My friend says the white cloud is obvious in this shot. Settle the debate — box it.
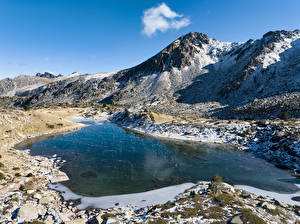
[142,3,191,36]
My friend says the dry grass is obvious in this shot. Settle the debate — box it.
[0,107,86,196]
[150,111,177,124]
[0,107,85,151]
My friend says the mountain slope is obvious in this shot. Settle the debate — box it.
[0,75,53,97]
[1,29,300,119]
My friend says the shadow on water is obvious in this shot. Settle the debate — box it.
[17,121,299,197]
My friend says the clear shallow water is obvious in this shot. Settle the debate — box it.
[17,121,299,197]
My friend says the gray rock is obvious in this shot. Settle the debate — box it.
[221,183,235,193]
[26,189,35,194]
[44,215,55,224]
[40,196,55,205]
[65,218,88,224]
[18,204,39,221]
[261,202,276,211]
[34,193,42,199]
[241,192,253,199]
[231,215,243,224]
[50,170,69,183]
[96,211,105,224]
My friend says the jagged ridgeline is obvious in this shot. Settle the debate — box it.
[1,30,300,119]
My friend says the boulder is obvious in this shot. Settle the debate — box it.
[96,211,105,224]
[221,183,235,193]
[50,170,69,183]
[261,202,276,211]
[34,193,42,199]
[230,215,243,224]
[65,218,88,224]
[59,212,73,222]
[18,204,39,221]
[106,218,120,224]
[44,215,55,224]
[176,215,181,223]
[241,192,253,199]
[40,196,55,205]
[26,189,35,194]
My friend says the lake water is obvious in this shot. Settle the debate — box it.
[17,121,299,197]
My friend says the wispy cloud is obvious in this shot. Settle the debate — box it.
[142,3,190,37]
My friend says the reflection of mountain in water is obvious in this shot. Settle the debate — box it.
[163,140,236,159]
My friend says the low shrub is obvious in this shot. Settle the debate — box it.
[279,111,290,121]
[0,162,4,168]
[26,173,34,177]
[0,172,5,180]
[210,174,223,194]
[46,124,55,129]
[211,174,223,183]
[214,193,235,207]
[24,105,30,111]
[19,184,25,191]
[149,112,155,123]
[124,108,130,117]
[101,213,115,220]
[134,113,143,119]
[10,196,19,202]
[180,207,199,218]
[240,208,266,224]
[206,206,224,219]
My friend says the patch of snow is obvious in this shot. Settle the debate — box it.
[83,72,117,81]
[261,33,300,68]
[48,182,195,210]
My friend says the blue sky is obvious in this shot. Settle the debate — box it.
[0,0,299,79]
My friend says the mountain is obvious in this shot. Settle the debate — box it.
[35,72,62,79]
[0,75,53,97]
[1,29,300,119]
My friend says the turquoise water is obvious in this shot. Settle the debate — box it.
[17,121,299,197]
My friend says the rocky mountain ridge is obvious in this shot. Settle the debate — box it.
[35,72,62,79]
[1,29,300,119]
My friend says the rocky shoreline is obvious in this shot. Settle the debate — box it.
[113,109,300,171]
[0,107,299,223]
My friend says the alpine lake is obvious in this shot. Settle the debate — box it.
[17,120,299,197]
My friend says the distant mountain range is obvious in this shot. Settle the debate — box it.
[1,30,300,119]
